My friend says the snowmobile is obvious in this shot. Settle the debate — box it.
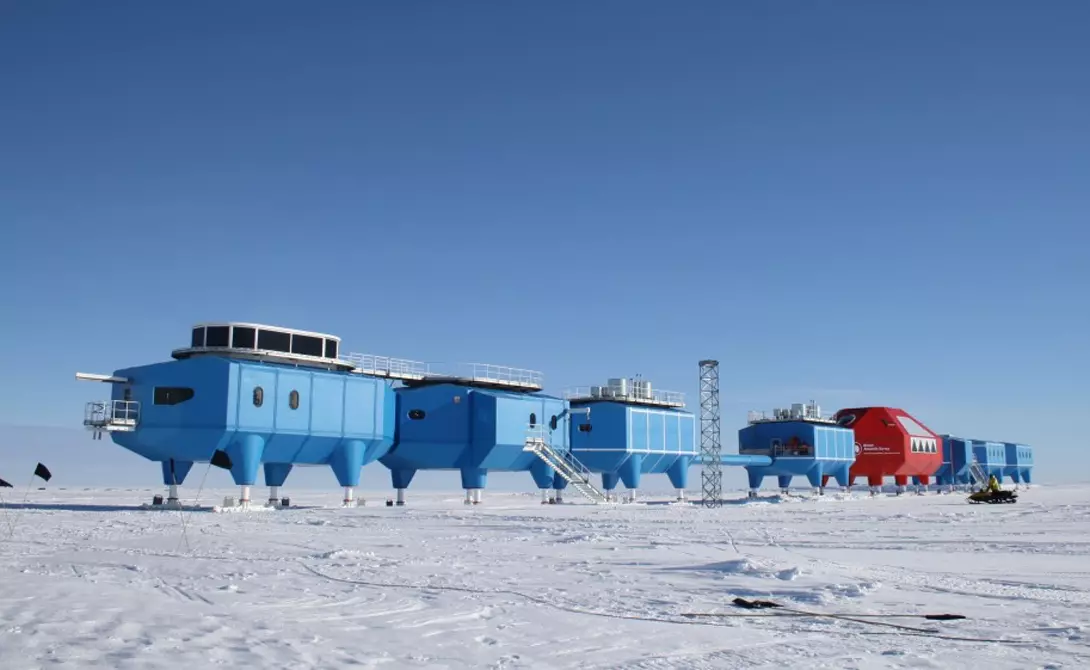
[967,488,1018,504]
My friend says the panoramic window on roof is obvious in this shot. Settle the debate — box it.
[324,339,338,359]
[205,326,229,348]
[191,327,205,348]
[258,329,291,353]
[232,326,256,349]
[292,334,323,357]
[896,415,932,436]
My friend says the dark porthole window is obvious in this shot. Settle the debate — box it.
[549,415,558,431]
[253,386,264,407]
[408,409,426,420]
[289,390,300,410]
[578,423,593,432]
[529,412,537,427]
[153,387,195,406]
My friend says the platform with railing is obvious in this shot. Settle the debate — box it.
[747,402,839,425]
[340,353,429,381]
[391,361,545,392]
[84,400,140,432]
[564,386,686,408]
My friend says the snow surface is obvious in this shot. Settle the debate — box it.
[1,484,1087,669]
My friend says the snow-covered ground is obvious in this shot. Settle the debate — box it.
[0,484,1086,669]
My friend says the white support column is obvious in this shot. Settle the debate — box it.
[396,488,406,506]
[268,486,280,505]
[629,489,638,503]
[748,488,758,499]
[343,486,355,506]
[676,488,686,502]
[239,485,251,505]
[168,484,179,503]
[464,490,472,505]
[541,489,549,504]
[554,490,564,504]
[472,489,482,505]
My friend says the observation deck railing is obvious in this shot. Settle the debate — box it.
[341,353,429,380]
[563,386,685,407]
[341,355,544,390]
[747,408,839,424]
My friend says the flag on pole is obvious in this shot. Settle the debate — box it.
[33,463,52,482]
[210,450,232,470]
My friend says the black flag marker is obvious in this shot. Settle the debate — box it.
[210,450,232,470]
[34,463,52,482]
[0,478,12,488]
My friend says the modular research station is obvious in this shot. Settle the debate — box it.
[77,321,1033,509]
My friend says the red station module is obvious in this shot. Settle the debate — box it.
[832,407,944,491]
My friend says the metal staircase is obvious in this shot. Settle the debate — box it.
[523,427,608,504]
[967,459,988,488]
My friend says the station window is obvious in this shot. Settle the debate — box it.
[153,387,195,406]
[578,423,592,432]
[324,339,338,359]
[257,329,291,353]
[289,390,300,410]
[232,326,256,349]
[253,386,264,407]
[529,412,537,427]
[191,327,205,348]
[205,326,230,348]
[291,334,323,357]
[549,415,558,431]
[836,413,856,427]
[408,409,426,420]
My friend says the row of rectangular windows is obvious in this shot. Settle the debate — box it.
[192,326,338,359]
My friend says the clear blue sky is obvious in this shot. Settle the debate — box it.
[1,1,1086,489]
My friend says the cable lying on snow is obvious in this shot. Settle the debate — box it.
[299,563,1032,644]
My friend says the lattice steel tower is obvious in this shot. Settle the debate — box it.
[699,360,723,507]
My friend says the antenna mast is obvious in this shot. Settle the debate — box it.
[699,359,722,507]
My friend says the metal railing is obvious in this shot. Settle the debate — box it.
[747,406,839,424]
[341,353,429,380]
[343,354,544,389]
[84,400,140,431]
[563,386,685,407]
[458,363,544,389]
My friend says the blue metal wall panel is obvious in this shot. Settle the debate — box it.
[630,410,649,453]
[236,364,277,432]
[310,375,346,436]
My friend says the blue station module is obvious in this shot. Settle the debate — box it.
[972,440,1008,480]
[739,402,855,496]
[381,366,568,505]
[78,322,418,508]
[935,435,974,487]
[564,378,697,502]
[1003,443,1033,485]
